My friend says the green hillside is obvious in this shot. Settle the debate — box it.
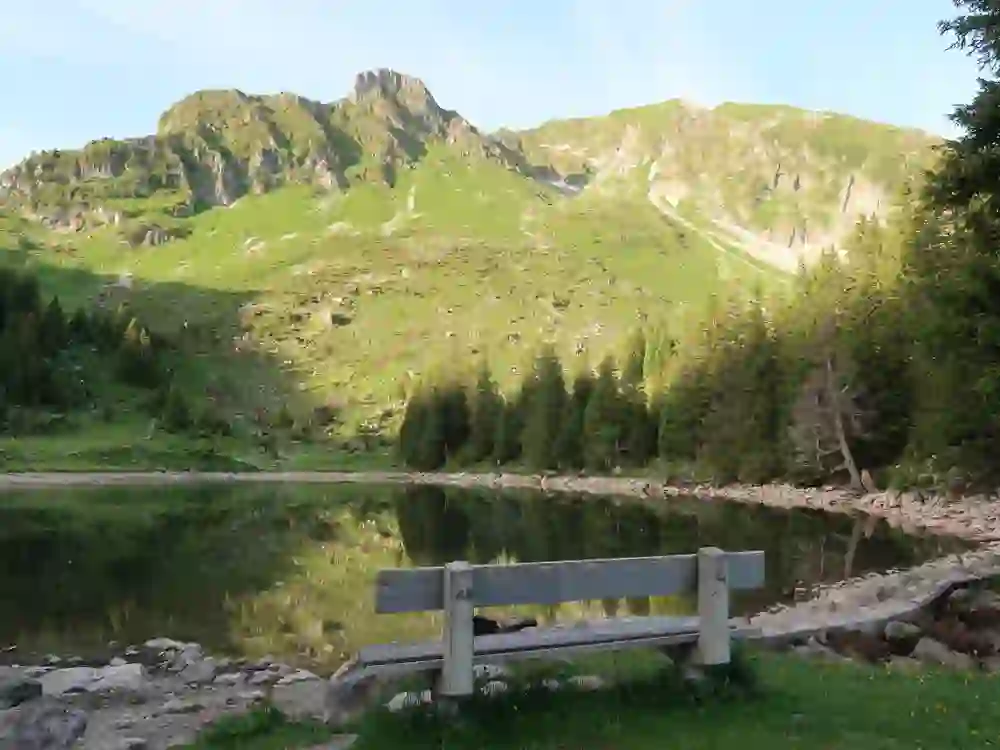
[0,69,938,468]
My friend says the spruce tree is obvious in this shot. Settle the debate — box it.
[555,368,595,469]
[521,345,567,470]
[583,356,624,471]
[466,361,502,463]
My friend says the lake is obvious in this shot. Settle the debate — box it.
[0,483,969,673]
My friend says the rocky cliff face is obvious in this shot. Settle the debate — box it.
[516,101,939,266]
[0,69,937,264]
[0,69,520,232]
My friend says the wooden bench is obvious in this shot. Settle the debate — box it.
[343,547,765,698]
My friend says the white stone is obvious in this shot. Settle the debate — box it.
[89,663,147,693]
[473,664,509,681]
[143,638,184,652]
[39,667,99,696]
[480,680,509,697]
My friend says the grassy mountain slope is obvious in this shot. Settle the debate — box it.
[514,100,938,270]
[0,69,937,463]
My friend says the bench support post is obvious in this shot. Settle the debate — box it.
[696,546,730,665]
[439,560,475,697]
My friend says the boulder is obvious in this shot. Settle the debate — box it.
[0,699,88,749]
[912,637,975,669]
[88,664,147,694]
[38,667,99,697]
[0,668,42,708]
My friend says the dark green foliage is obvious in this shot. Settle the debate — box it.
[583,357,625,471]
[397,381,471,470]
[520,346,567,470]
[0,267,175,435]
[554,369,595,469]
[465,362,503,463]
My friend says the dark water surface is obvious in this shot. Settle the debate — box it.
[0,484,968,672]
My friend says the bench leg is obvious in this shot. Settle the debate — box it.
[440,561,475,698]
[696,547,730,665]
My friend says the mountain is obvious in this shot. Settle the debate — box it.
[0,69,940,460]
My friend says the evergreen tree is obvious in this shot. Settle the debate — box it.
[555,368,595,469]
[493,392,525,465]
[39,296,68,356]
[466,361,503,463]
[521,345,567,470]
[583,357,624,471]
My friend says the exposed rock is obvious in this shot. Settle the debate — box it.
[912,637,975,669]
[480,680,509,697]
[883,620,922,642]
[0,668,42,708]
[271,680,327,721]
[39,667,99,697]
[88,664,147,694]
[0,699,88,749]
[178,658,218,685]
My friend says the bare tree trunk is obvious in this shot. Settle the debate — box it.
[825,356,863,491]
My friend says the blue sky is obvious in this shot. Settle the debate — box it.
[0,0,985,170]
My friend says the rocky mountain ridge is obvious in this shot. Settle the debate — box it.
[0,68,937,264]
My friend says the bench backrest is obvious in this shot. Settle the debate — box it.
[375,550,765,614]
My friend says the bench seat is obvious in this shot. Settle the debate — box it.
[339,615,761,684]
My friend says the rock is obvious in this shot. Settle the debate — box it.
[248,670,280,687]
[179,658,218,685]
[89,663,147,694]
[158,698,205,715]
[912,637,975,669]
[385,691,430,713]
[473,664,509,681]
[212,672,242,686]
[567,675,605,691]
[0,668,42,708]
[169,644,205,671]
[1,700,88,749]
[271,680,327,721]
[39,667,99,696]
[108,657,127,667]
[540,678,562,691]
[107,738,148,750]
[276,669,320,686]
[883,620,922,642]
[981,655,1000,673]
[480,680,509,697]
[143,638,184,652]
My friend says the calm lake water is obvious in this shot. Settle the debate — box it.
[0,484,969,673]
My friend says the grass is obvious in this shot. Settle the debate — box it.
[187,650,1000,749]
[0,81,940,462]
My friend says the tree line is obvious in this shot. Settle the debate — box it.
[0,267,208,436]
[398,0,1000,491]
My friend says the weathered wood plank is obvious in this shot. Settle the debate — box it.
[375,551,765,614]
[339,621,762,685]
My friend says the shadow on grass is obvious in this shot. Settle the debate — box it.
[0,239,332,466]
[354,653,760,750]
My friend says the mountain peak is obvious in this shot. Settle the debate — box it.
[349,68,439,111]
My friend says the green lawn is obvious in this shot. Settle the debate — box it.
[189,651,1000,750]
